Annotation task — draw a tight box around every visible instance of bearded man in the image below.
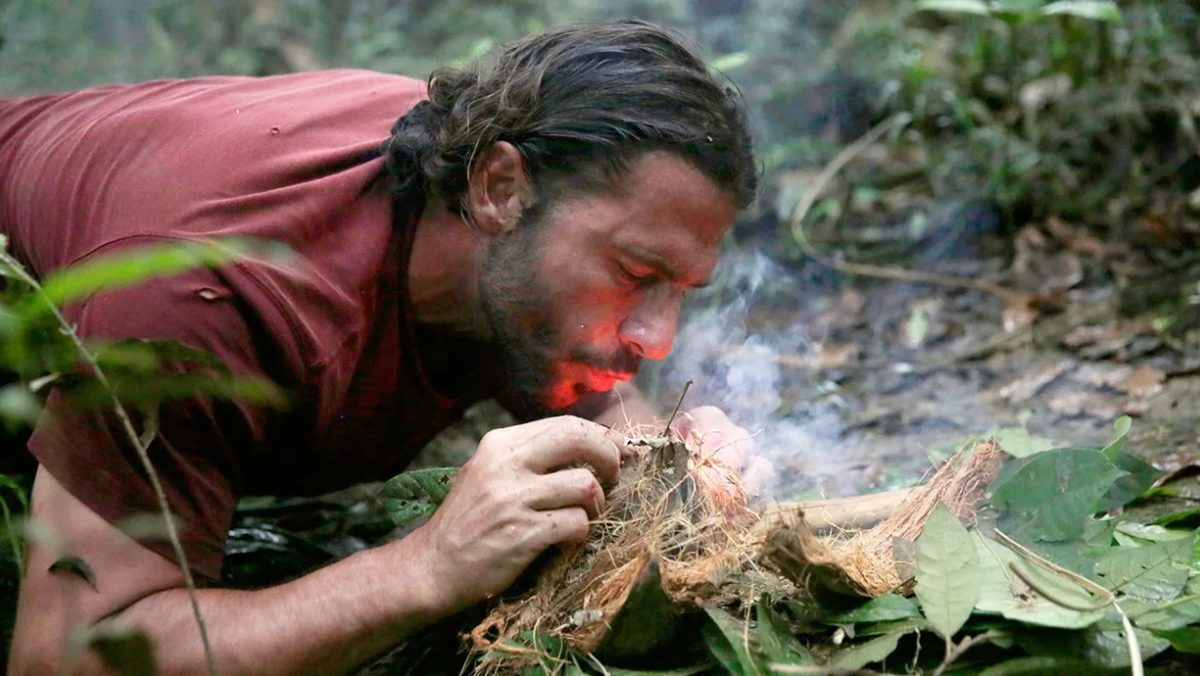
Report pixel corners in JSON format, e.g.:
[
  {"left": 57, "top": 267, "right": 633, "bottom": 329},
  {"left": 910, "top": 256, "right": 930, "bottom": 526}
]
[{"left": 2, "top": 19, "right": 759, "bottom": 676}]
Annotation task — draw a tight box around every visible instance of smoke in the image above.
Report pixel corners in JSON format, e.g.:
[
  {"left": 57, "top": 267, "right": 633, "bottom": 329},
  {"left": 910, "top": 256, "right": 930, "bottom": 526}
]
[{"left": 649, "top": 248, "right": 855, "bottom": 500}]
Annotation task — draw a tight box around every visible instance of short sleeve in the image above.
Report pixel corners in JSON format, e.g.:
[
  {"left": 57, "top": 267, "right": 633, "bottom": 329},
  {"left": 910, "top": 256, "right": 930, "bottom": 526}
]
[{"left": 27, "top": 264, "right": 281, "bottom": 582}]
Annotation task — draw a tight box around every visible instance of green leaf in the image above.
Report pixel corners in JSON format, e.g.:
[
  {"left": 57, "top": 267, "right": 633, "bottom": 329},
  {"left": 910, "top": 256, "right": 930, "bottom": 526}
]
[
  {"left": 1096, "top": 452, "right": 1163, "bottom": 512},
  {"left": 852, "top": 617, "right": 929, "bottom": 637},
  {"left": 826, "top": 595, "right": 921, "bottom": 624},
  {"left": 915, "top": 0, "right": 994, "bottom": 16},
  {"left": 914, "top": 503, "right": 980, "bottom": 639},
  {"left": 990, "top": 426, "right": 1055, "bottom": 459},
  {"left": 1095, "top": 534, "right": 1196, "bottom": 602},
  {"left": 1101, "top": 417, "right": 1132, "bottom": 458},
  {"left": 1016, "top": 626, "right": 1170, "bottom": 668},
  {"left": 702, "top": 607, "right": 753, "bottom": 676},
  {"left": 22, "top": 238, "right": 288, "bottom": 319},
  {"left": 709, "top": 51, "right": 751, "bottom": 73},
  {"left": 1114, "top": 522, "right": 1192, "bottom": 545},
  {"left": 1130, "top": 593, "right": 1200, "bottom": 631},
  {"left": 977, "top": 656, "right": 1115, "bottom": 675},
  {"left": 63, "top": 371, "right": 287, "bottom": 409},
  {"left": 1042, "top": 0, "right": 1123, "bottom": 22},
  {"left": 991, "top": 449, "right": 1127, "bottom": 542},
  {"left": 0, "top": 382, "right": 42, "bottom": 428},
  {"left": 755, "top": 597, "right": 816, "bottom": 667},
  {"left": 1154, "top": 627, "right": 1200, "bottom": 654},
  {"left": 379, "top": 468, "right": 458, "bottom": 528},
  {"left": 972, "top": 532, "right": 1107, "bottom": 629},
  {"left": 828, "top": 631, "right": 909, "bottom": 670}
]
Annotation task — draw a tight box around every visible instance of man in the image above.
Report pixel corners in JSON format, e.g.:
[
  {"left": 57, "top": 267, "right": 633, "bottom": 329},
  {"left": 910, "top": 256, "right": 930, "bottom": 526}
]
[{"left": 2, "top": 20, "right": 759, "bottom": 676}]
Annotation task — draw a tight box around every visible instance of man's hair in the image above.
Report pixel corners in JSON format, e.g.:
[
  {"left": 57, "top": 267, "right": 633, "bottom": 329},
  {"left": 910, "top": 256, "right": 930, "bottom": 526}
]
[{"left": 381, "top": 20, "right": 758, "bottom": 217}]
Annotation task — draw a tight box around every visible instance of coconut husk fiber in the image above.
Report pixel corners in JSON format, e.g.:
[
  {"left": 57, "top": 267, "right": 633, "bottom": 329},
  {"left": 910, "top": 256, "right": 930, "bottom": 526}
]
[
  {"left": 470, "top": 435, "right": 1004, "bottom": 674},
  {"left": 761, "top": 439, "right": 1004, "bottom": 598},
  {"left": 470, "top": 426, "right": 777, "bottom": 674}
]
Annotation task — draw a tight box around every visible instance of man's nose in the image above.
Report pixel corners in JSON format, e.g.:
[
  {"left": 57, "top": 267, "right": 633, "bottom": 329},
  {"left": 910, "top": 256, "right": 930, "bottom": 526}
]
[{"left": 619, "top": 285, "right": 682, "bottom": 360}]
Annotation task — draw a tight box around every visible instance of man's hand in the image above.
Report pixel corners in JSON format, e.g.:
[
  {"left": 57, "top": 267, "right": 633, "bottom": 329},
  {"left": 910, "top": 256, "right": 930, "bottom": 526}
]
[
  {"left": 409, "top": 416, "right": 631, "bottom": 614},
  {"left": 677, "top": 406, "right": 775, "bottom": 496}
]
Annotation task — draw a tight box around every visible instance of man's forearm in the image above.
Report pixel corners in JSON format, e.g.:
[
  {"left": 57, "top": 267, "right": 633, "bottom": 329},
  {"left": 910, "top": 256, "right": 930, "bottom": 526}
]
[{"left": 88, "top": 534, "right": 444, "bottom": 676}]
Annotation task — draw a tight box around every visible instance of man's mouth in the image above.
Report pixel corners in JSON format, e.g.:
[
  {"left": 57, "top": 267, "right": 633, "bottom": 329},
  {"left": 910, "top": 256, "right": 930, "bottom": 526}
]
[{"left": 585, "top": 368, "right": 635, "bottom": 392}]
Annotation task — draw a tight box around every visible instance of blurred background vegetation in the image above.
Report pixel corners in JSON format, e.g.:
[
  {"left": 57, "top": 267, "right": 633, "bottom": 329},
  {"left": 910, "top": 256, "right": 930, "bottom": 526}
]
[{"left": 5, "top": 0, "right": 1200, "bottom": 668}]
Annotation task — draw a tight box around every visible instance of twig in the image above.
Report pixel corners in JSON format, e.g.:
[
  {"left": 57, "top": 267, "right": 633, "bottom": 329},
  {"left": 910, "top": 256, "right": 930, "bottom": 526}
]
[
  {"left": 763, "top": 489, "right": 915, "bottom": 532},
  {"left": 931, "top": 631, "right": 1003, "bottom": 676},
  {"left": 1, "top": 254, "right": 219, "bottom": 676},
  {"left": 787, "top": 114, "right": 1029, "bottom": 306},
  {"left": 663, "top": 379, "right": 693, "bottom": 437},
  {"left": 993, "top": 529, "right": 1143, "bottom": 676}
]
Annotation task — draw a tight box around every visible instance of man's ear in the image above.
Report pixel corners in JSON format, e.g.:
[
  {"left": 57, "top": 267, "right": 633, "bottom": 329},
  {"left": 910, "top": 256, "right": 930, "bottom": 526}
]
[{"left": 465, "top": 141, "right": 529, "bottom": 236}]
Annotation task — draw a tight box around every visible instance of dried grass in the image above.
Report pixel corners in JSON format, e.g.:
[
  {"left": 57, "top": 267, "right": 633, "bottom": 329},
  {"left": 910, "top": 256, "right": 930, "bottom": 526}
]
[
  {"left": 762, "top": 440, "right": 1004, "bottom": 598},
  {"left": 470, "top": 427, "right": 769, "bottom": 674}
]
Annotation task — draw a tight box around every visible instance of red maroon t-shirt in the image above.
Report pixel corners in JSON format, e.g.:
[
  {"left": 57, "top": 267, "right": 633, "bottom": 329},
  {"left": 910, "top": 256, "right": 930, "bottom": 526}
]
[{"left": 0, "top": 70, "right": 481, "bottom": 580}]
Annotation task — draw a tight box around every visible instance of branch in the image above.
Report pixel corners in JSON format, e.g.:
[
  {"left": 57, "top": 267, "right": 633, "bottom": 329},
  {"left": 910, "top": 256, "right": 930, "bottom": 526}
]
[
  {"left": 786, "top": 114, "right": 1029, "bottom": 306},
  {"left": 1, "top": 253, "right": 219, "bottom": 676}
]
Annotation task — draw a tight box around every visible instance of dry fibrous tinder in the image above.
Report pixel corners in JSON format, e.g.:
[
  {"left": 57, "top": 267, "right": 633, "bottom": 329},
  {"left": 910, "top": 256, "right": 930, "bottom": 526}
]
[{"left": 470, "top": 426, "right": 775, "bottom": 672}]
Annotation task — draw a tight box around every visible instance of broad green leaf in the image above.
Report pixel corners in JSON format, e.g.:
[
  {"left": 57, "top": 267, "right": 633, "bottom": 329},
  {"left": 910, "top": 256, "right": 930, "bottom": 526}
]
[
  {"left": 852, "top": 618, "right": 929, "bottom": 637},
  {"left": 828, "top": 631, "right": 909, "bottom": 670},
  {"left": 755, "top": 597, "right": 816, "bottom": 667},
  {"left": 978, "top": 656, "right": 1115, "bottom": 675},
  {"left": 990, "top": 426, "right": 1055, "bottom": 459},
  {"left": 972, "top": 532, "right": 1107, "bottom": 629},
  {"left": 1154, "top": 627, "right": 1200, "bottom": 654},
  {"left": 1095, "top": 534, "right": 1196, "bottom": 602},
  {"left": 991, "top": 449, "right": 1127, "bottom": 542},
  {"left": 1016, "top": 626, "right": 1170, "bottom": 668},
  {"left": 915, "top": 0, "right": 993, "bottom": 16},
  {"left": 826, "top": 595, "right": 921, "bottom": 624},
  {"left": 1114, "top": 522, "right": 1192, "bottom": 545},
  {"left": 1042, "top": 0, "right": 1123, "bottom": 22},
  {"left": 914, "top": 503, "right": 980, "bottom": 639},
  {"left": 1096, "top": 451, "right": 1163, "bottom": 512},
  {"left": 702, "top": 607, "right": 753, "bottom": 676},
  {"left": 1100, "top": 417, "right": 1132, "bottom": 458},
  {"left": 1130, "top": 593, "right": 1200, "bottom": 631},
  {"left": 379, "top": 468, "right": 458, "bottom": 528}
]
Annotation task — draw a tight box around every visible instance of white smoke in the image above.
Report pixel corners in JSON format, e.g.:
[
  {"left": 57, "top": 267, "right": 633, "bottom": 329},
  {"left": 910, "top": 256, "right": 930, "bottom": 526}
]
[{"left": 652, "top": 248, "right": 856, "bottom": 500}]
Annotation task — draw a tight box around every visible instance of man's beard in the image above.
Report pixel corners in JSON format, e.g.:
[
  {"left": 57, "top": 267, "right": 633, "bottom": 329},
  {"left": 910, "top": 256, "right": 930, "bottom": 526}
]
[{"left": 478, "top": 206, "right": 639, "bottom": 421}]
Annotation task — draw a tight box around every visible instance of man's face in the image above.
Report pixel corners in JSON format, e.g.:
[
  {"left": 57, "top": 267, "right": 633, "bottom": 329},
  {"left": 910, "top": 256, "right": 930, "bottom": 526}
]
[{"left": 479, "top": 152, "right": 736, "bottom": 419}]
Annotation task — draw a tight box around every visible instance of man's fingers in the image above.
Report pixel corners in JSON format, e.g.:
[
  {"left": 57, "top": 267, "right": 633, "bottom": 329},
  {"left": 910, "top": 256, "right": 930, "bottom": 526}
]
[
  {"left": 534, "top": 507, "right": 591, "bottom": 548},
  {"left": 527, "top": 468, "right": 605, "bottom": 519},
  {"left": 521, "top": 419, "right": 625, "bottom": 485}
]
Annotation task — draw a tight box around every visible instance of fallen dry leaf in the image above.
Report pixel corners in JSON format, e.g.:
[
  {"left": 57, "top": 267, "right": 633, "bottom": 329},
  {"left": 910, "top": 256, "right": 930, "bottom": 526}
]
[{"left": 1122, "top": 365, "right": 1166, "bottom": 399}]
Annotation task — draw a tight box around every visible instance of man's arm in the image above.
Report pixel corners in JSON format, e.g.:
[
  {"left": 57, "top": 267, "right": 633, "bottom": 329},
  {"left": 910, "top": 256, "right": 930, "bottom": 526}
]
[{"left": 10, "top": 416, "right": 628, "bottom": 676}]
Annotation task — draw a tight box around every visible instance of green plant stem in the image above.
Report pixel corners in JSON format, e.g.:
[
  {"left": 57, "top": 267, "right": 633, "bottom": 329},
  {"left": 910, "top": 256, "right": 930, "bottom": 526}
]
[{"left": 1, "top": 254, "right": 219, "bottom": 676}]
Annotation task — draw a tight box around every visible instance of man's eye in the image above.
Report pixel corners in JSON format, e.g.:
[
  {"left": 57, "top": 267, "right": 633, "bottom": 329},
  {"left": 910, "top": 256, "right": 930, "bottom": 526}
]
[{"left": 618, "top": 265, "right": 648, "bottom": 284}]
